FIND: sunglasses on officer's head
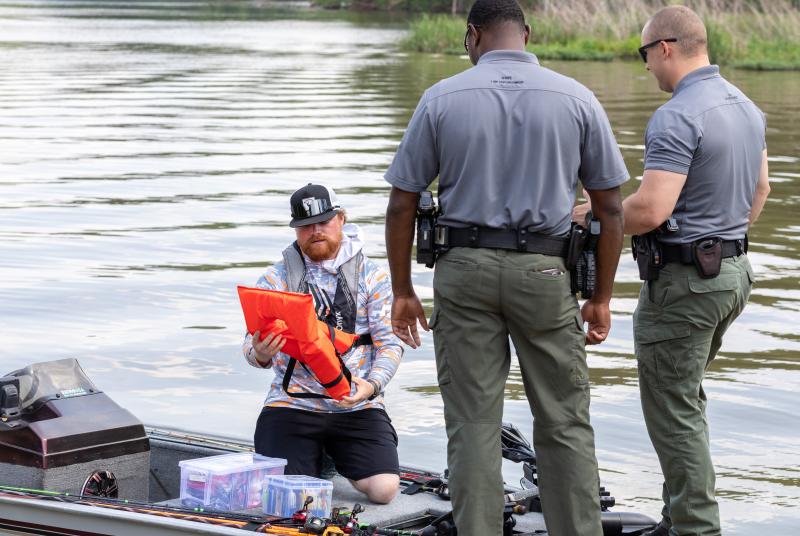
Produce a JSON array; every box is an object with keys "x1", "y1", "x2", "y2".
[{"x1": 638, "y1": 38, "x2": 678, "y2": 63}]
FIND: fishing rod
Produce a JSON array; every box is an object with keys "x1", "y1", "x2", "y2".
[
  {"x1": 0, "y1": 484, "x2": 288, "y2": 529},
  {"x1": 0, "y1": 485, "x2": 389, "y2": 535}
]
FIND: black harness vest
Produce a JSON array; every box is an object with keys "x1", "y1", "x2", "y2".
[{"x1": 280, "y1": 242, "x2": 372, "y2": 399}]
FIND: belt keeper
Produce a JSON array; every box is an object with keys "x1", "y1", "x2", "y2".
[
  {"x1": 518, "y1": 228, "x2": 528, "y2": 251},
  {"x1": 469, "y1": 226, "x2": 478, "y2": 245}
]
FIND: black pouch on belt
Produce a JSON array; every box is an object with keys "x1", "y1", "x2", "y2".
[{"x1": 692, "y1": 237, "x2": 723, "y2": 279}]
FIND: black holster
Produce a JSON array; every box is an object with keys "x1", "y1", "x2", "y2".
[
  {"x1": 567, "y1": 217, "x2": 600, "y2": 299},
  {"x1": 631, "y1": 233, "x2": 663, "y2": 281},
  {"x1": 631, "y1": 217, "x2": 680, "y2": 281},
  {"x1": 416, "y1": 191, "x2": 439, "y2": 268}
]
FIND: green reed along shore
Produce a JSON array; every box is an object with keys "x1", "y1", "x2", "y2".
[{"x1": 402, "y1": 1, "x2": 800, "y2": 70}]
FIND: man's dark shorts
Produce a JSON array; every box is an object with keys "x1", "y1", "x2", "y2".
[{"x1": 254, "y1": 407, "x2": 399, "y2": 481}]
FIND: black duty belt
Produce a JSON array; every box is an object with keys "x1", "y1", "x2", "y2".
[
  {"x1": 439, "y1": 225, "x2": 570, "y2": 258},
  {"x1": 661, "y1": 238, "x2": 747, "y2": 265}
]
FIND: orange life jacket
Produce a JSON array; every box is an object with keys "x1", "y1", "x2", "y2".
[{"x1": 237, "y1": 286, "x2": 356, "y2": 400}]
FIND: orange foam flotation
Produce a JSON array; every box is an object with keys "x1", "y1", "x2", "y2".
[{"x1": 237, "y1": 286, "x2": 356, "y2": 400}]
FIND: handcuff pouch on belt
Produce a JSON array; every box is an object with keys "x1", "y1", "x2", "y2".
[
  {"x1": 566, "y1": 214, "x2": 601, "y2": 299},
  {"x1": 687, "y1": 236, "x2": 748, "y2": 278},
  {"x1": 692, "y1": 237, "x2": 723, "y2": 279},
  {"x1": 416, "y1": 191, "x2": 439, "y2": 268},
  {"x1": 631, "y1": 217, "x2": 678, "y2": 281}
]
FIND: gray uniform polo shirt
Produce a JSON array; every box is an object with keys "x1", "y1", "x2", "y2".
[
  {"x1": 384, "y1": 50, "x2": 628, "y2": 236},
  {"x1": 644, "y1": 65, "x2": 766, "y2": 244}
]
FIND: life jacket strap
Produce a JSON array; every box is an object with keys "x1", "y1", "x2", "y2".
[
  {"x1": 353, "y1": 333, "x2": 373, "y2": 347},
  {"x1": 281, "y1": 358, "x2": 315, "y2": 398},
  {"x1": 282, "y1": 324, "x2": 357, "y2": 400}
]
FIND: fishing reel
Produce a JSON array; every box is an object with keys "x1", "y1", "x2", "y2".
[
  {"x1": 293, "y1": 496, "x2": 315, "y2": 524},
  {"x1": 334, "y1": 503, "x2": 363, "y2": 534},
  {"x1": 345, "y1": 504, "x2": 364, "y2": 534},
  {"x1": 302, "y1": 516, "x2": 328, "y2": 534},
  {"x1": 81, "y1": 470, "x2": 119, "y2": 498},
  {"x1": 299, "y1": 502, "x2": 365, "y2": 535}
]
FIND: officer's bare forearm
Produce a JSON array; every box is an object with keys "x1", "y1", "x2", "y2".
[
  {"x1": 749, "y1": 149, "x2": 770, "y2": 226},
  {"x1": 385, "y1": 187, "x2": 420, "y2": 297},
  {"x1": 621, "y1": 192, "x2": 657, "y2": 235},
  {"x1": 749, "y1": 184, "x2": 770, "y2": 226},
  {"x1": 587, "y1": 187, "x2": 623, "y2": 303}
]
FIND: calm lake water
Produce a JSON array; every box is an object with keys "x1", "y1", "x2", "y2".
[{"x1": 0, "y1": 1, "x2": 798, "y2": 532}]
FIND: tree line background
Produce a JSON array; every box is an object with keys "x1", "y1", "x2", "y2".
[{"x1": 312, "y1": 0, "x2": 800, "y2": 15}]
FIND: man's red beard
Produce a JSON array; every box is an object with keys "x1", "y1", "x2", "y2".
[{"x1": 298, "y1": 232, "x2": 342, "y2": 262}]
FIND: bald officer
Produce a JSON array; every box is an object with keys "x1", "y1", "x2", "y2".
[
  {"x1": 576, "y1": 6, "x2": 769, "y2": 536},
  {"x1": 383, "y1": 0, "x2": 627, "y2": 534}
]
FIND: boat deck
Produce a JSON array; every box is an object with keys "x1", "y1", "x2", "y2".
[
  {"x1": 151, "y1": 428, "x2": 548, "y2": 533},
  {"x1": 158, "y1": 474, "x2": 547, "y2": 532}
]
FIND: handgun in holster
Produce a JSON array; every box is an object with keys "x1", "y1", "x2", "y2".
[
  {"x1": 631, "y1": 217, "x2": 679, "y2": 281},
  {"x1": 567, "y1": 213, "x2": 601, "y2": 299},
  {"x1": 416, "y1": 191, "x2": 439, "y2": 268}
]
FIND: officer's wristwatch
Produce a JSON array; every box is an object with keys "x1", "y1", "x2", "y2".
[{"x1": 367, "y1": 379, "x2": 381, "y2": 400}]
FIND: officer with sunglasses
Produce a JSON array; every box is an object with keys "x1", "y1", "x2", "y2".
[{"x1": 575, "y1": 6, "x2": 770, "y2": 536}]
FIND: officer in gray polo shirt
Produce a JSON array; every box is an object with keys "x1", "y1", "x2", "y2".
[
  {"x1": 383, "y1": 0, "x2": 627, "y2": 534},
  {"x1": 574, "y1": 6, "x2": 770, "y2": 536}
]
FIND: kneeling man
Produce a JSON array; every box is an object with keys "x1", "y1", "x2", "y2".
[{"x1": 243, "y1": 183, "x2": 403, "y2": 504}]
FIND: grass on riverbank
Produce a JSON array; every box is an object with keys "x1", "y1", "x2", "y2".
[{"x1": 402, "y1": 0, "x2": 800, "y2": 70}]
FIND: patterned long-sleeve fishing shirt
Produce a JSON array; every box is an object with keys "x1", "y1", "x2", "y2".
[{"x1": 242, "y1": 225, "x2": 403, "y2": 413}]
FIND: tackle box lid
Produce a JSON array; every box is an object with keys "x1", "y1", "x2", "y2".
[
  {"x1": 179, "y1": 452, "x2": 286, "y2": 475},
  {"x1": 263, "y1": 474, "x2": 333, "y2": 489}
]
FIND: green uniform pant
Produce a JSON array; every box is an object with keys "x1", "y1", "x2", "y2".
[
  {"x1": 634, "y1": 256, "x2": 753, "y2": 536},
  {"x1": 430, "y1": 248, "x2": 602, "y2": 536}
]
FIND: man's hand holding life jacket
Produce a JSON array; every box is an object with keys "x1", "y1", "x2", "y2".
[
  {"x1": 251, "y1": 330, "x2": 286, "y2": 368},
  {"x1": 337, "y1": 376, "x2": 376, "y2": 409}
]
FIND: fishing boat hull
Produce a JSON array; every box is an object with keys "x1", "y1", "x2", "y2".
[{"x1": 0, "y1": 427, "x2": 656, "y2": 536}]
